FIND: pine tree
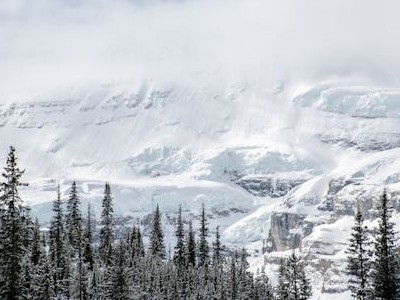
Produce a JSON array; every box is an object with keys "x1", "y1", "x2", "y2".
[
  {"x1": 276, "y1": 258, "x2": 289, "y2": 300},
  {"x1": 99, "y1": 183, "x2": 114, "y2": 265},
  {"x1": 66, "y1": 181, "x2": 82, "y2": 252},
  {"x1": 31, "y1": 218, "x2": 42, "y2": 266},
  {"x1": 149, "y1": 204, "x2": 165, "y2": 259},
  {"x1": 254, "y1": 266, "x2": 273, "y2": 300},
  {"x1": 276, "y1": 253, "x2": 312, "y2": 300},
  {"x1": 49, "y1": 184, "x2": 70, "y2": 298},
  {"x1": 185, "y1": 220, "x2": 196, "y2": 267},
  {"x1": 102, "y1": 240, "x2": 132, "y2": 300},
  {"x1": 83, "y1": 204, "x2": 95, "y2": 271},
  {"x1": 198, "y1": 203, "x2": 209, "y2": 268},
  {"x1": 31, "y1": 233, "x2": 54, "y2": 300},
  {"x1": 173, "y1": 205, "x2": 185, "y2": 268},
  {"x1": 238, "y1": 247, "x2": 253, "y2": 299},
  {"x1": 0, "y1": 146, "x2": 30, "y2": 300},
  {"x1": 229, "y1": 252, "x2": 238, "y2": 300},
  {"x1": 372, "y1": 190, "x2": 399, "y2": 300},
  {"x1": 346, "y1": 207, "x2": 372, "y2": 300},
  {"x1": 212, "y1": 227, "x2": 225, "y2": 299}
]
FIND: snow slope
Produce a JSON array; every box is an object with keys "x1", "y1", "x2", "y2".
[{"x1": 2, "y1": 79, "x2": 400, "y2": 298}]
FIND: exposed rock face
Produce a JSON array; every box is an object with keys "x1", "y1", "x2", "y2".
[
  {"x1": 265, "y1": 212, "x2": 312, "y2": 252},
  {"x1": 319, "y1": 133, "x2": 400, "y2": 152},
  {"x1": 235, "y1": 176, "x2": 306, "y2": 198}
]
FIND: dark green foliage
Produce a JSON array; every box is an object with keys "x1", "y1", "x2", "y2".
[
  {"x1": 346, "y1": 207, "x2": 372, "y2": 300},
  {"x1": 49, "y1": 184, "x2": 70, "y2": 298},
  {"x1": 372, "y1": 191, "x2": 399, "y2": 300},
  {"x1": 149, "y1": 204, "x2": 165, "y2": 259},
  {"x1": 198, "y1": 203, "x2": 209, "y2": 268},
  {"x1": 173, "y1": 205, "x2": 185, "y2": 268},
  {"x1": 66, "y1": 181, "x2": 82, "y2": 252},
  {"x1": 185, "y1": 220, "x2": 196, "y2": 267},
  {"x1": 102, "y1": 240, "x2": 132, "y2": 300},
  {"x1": 99, "y1": 183, "x2": 114, "y2": 265},
  {"x1": 0, "y1": 146, "x2": 30, "y2": 300},
  {"x1": 0, "y1": 148, "x2": 282, "y2": 300},
  {"x1": 276, "y1": 252, "x2": 312, "y2": 300},
  {"x1": 83, "y1": 204, "x2": 95, "y2": 271}
]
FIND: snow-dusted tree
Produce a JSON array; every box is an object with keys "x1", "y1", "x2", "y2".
[
  {"x1": 66, "y1": 181, "x2": 82, "y2": 252},
  {"x1": 83, "y1": 203, "x2": 95, "y2": 271},
  {"x1": 346, "y1": 207, "x2": 372, "y2": 300},
  {"x1": 49, "y1": 184, "x2": 70, "y2": 298},
  {"x1": 129, "y1": 226, "x2": 145, "y2": 260},
  {"x1": 102, "y1": 240, "x2": 132, "y2": 300},
  {"x1": 185, "y1": 220, "x2": 196, "y2": 267},
  {"x1": 228, "y1": 252, "x2": 238, "y2": 300},
  {"x1": 276, "y1": 258, "x2": 289, "y2": 300},
  {"x1": 254, "y1": 266, "x2": 273, "y2": 300},
  {"x1": 237, "y1": 247, "x2": 253, "y2": 299},
  {"x1": 211, "y1": 226, "x2": 225, "y2": 298},
  {"x1": 276, "y1": 252, "x2": 312, "y2": 300},
  {"x1": 198, "y1": 203, "x2": 209, "y2": 268},
  {"x1": 31, "y1": 232, "x2": 54, "y2": 299},
  {"x1": 149, "y1": 204, "x2": 165, "y2": 259},
  {"x1": 0, "y1": 146, "x2": 30, "y2": 299},
  {"x1": 372, "y1": 190, "x2": 399, "y2": 300},
  {"x1": 173, "y1": 205, "x2": 185, "y2": 268},
  {"x1": 99, "y1": 183, "x2": 114, "y2": 265}
]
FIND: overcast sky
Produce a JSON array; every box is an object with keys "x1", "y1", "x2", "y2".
[{"x1": 1, "y1": 0, "x2": 400, "y2": 99}]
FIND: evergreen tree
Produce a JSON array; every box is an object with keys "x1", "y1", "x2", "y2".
[
  {"x1": 198, "y1": 203, "x2": 209, "y2": 268},
  {"x1": 372, "y1": 190, "x2": 399, "y2": 300},
  {"x1": 276, "y1": 253, "x2": 312, "y2": 300},
  {"x1": 99, "y1": 183, "x2": 114, "y2": 265},
  {"x1": 238, "y1": 247, "x2": 253, "y2": 299},
  {"x1": 49, "y1": 184, "x2": 70, "y2": 298},
  {"x1": 211, "y1": 227, "x2": 225, "y2": 299},
  {"x1": 31, "y1": 233, "x2": 54, "y2": 300},
  {"x1": 229, "y1": 252, "x2": 238, "y2": 300},
  {"x1": 276, "y1": 259, "x2": 289, "y2": 300},
  {"x1": 0, "y1": 146, "x2": 29, "y2": 300},
  {"x1": 173, "y1": 205, "x2": 185, "y2": 268},
  {"x1": 31, "y1": 218, "x2": 42, "y2": 266},
  {"x1": 185, "y1": 220, "x2": 196, "y2": 267},
  {"x1": 66, "y1": 181, "x2": 82, "y2": 252},
  {"x1": 254, "y1": 266, "x2": 273, "y2": 300},
  {"x1": 149, "y1": 204, "x2": 165, "y2": 259},
  {"x1": 102, "y1": 240, "x2": 132, "y2": 300},
  {"x1": 83, "y1": 203, "x2": 95, "y2": 271},
  {"x1": 346, "y1": 207, "x2": 372, "y2": 300}
]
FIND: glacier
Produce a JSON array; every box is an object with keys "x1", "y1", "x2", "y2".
[{"x1": 1, "y1": 79, "x2": 400, "y2": 298}]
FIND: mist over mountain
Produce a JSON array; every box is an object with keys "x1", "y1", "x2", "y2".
[{"x1": 2, "y1": 0, "x2": 400, "y2": 298}]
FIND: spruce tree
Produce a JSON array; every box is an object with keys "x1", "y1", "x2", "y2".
[
  {"x1": 49, "y1": 184, "x2": 69, "y2": 298},
  {"x1": 372, "y1": 190, "x2": 399, "y2": 300},
  {"x1": 276, "y1": 258, "x2": 289, "y2": 300},
  {"x1": 66, "y1": 181, "x2": 82, "y2": 252},
  {"x1": 149, "y1": 204, "x2": 165, "y2": 259},
  {"x1": 276, "y1": 253, "x2": 312, "y2": 300},
  {"x1": 102, "y1": 240, "x2": 132, "y2": 300},
  {"x1": 173, "y1": 205, "x2": 185, "y2": 268},
  {"x1": 198, "y1": 203, "x2": 209, "y2": 268},
  {"x1": 83, "y1": 203, "x2": 95, "y2": 271},
  {"x1": 185, "y1": 220, "x2": 196, "y2": 267},
  {"x1": 346, "y1": 207, "x2": 372, "y2": 300},
  {"x1": 0, "y1": 146, "x2": 29, "y2": 300},
  {"x1": 99, "y1": 183, "x2": 114, "y2": 265}
]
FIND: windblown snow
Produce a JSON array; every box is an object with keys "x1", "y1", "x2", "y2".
[{"x1": 1, "y1": 80, "x2": 400, "y2": 298}]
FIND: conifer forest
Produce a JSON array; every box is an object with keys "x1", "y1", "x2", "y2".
[{"x1": 0, "y1": 147, "x2": 313, "y2": 299}]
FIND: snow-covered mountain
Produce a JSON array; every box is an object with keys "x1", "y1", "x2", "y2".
[{"x1": 2, "y1": 78, "x2": 400, "y2": 298}]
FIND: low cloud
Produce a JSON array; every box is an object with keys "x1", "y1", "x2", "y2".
[{"x1": 1, "y1": 0, "x2": 400, "y2": 99}]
